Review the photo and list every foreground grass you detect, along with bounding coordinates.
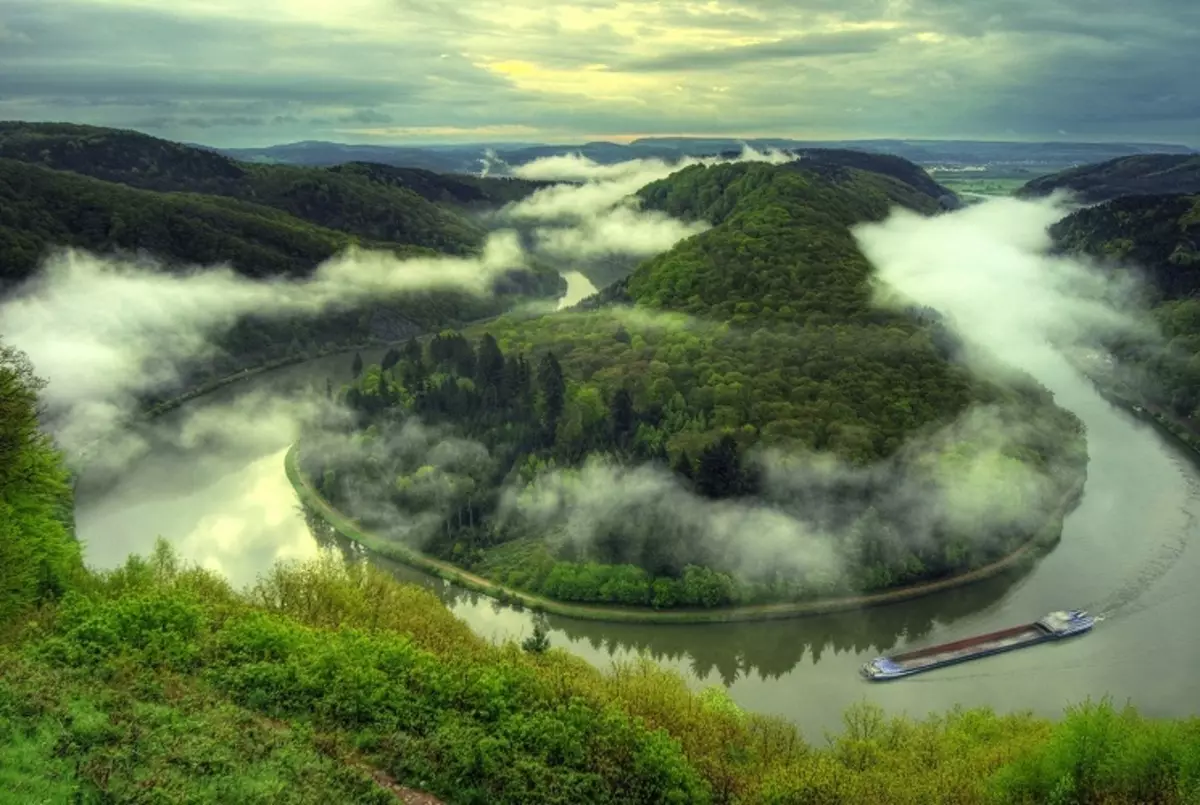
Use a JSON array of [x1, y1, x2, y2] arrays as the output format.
[[4, 543, 1200, 804]]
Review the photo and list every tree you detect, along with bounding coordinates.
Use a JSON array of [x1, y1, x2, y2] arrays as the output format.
[[351, 351, 364, 379], [521, 613, 552, 654], [537, 351, 565, 438], [476, 333, 505, 404], [381, 347, 401, 373], [673, 450, 695, 481], [695, 435, 743, 499], [0, 340, 80, 620], [610, 388, 635, 447]]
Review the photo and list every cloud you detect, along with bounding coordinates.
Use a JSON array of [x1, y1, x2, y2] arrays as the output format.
[[852, 194, 1152, 378], [0, 234, 527, 457], [498, 145, 790, 262], [498, 403, 1061, 587], [2, 0, 1197, 145], [534, 205, 708, 260], [617, 29, 898, 72]]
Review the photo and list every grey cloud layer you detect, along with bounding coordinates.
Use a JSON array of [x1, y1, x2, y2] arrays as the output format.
[[1, 0, 1197, 144]]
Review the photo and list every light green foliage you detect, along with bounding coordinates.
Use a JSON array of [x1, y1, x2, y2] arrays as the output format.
[[0, 342, 80, 627]]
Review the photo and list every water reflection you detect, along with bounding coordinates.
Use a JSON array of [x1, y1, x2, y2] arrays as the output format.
[[303, 506, 1029, 684]]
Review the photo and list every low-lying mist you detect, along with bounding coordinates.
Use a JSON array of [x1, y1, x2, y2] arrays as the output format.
[[305, 193, 1168, 592], [5, 144, 1172, 591], [2, 147, 794, 466]]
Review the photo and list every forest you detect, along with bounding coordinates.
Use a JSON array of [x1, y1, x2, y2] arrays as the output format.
[[2, 336, 1197, 804], [0, 121, 558, 254], [301, 160, 1087, 610], [1051, 193, 1200, 419], [0, 141, 565, 408]]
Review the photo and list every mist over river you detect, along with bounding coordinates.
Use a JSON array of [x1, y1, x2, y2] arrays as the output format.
[[74, 345, 1200, 739]]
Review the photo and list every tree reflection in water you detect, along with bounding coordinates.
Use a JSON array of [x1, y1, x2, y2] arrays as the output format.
[[300, 505, 1031, 686]]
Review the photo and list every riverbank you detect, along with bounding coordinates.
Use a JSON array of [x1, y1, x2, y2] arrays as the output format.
[[1065, 352, 1200, 457], [286, 442, 1086, 624]]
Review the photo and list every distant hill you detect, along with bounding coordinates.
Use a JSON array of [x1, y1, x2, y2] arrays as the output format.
[[0, 158, 424, 287], [0, 122, 492, 255], [326, 162, 555, 208], [209, 134, 1195, 174], [0, 142, 565, 399], [1051, 193, 1200, 419], [1019, 154, 1200, 203], [1051, 193, 1200, 299]]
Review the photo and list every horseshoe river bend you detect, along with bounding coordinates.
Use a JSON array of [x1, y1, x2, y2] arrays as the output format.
[[73, 345, 1200, 739]]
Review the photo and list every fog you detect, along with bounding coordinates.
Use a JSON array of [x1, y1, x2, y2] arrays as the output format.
[[854, 194, 1153, 380], [1, 146, 799, 467], [2, 151, 1165, 596], [501, 145, 791, 262]]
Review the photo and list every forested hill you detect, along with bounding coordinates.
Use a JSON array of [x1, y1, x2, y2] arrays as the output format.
[[312, 158, 1087, 609], [326, 162, 557, 208], [711, 147, 957, 206], [1051, 194, 1200, 301], [622, 159, 948, 324], [1019, 153, 1200, 203], [0, 121, 540, 254], [1051, 193, 1200, 418], [0, 158, 437, 285]]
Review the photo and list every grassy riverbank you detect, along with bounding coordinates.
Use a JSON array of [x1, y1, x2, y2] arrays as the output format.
[[286, 442, 1085, 625], [8, 333, 1200, 803]]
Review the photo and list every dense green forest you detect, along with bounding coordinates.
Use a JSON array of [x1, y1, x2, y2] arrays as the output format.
[[1020, 154, 1200, 203], [3, 337, 1198, 803], [302, 160, 1087, 610], [1051, 194, 1200, 419], [0, 122, 557, 254], [0, 145, 565, 404]]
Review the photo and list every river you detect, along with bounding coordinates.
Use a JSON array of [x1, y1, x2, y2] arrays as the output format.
[[73, 345, 1200, 740]]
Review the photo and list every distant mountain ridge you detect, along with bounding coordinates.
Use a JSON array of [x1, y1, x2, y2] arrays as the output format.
[[204, 135, 1196, 174], [1018, 154, 1200, 203]]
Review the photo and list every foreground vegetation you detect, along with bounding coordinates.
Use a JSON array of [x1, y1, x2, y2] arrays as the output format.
[[4, 338, 1200, 803]]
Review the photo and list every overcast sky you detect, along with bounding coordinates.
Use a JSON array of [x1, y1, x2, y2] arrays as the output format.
[[2, 0, 1197, 147]]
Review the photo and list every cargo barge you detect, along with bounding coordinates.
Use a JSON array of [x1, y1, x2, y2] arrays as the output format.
[[861, 609, 1095, 681]]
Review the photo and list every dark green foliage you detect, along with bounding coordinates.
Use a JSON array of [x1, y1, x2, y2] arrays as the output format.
[[1052, 194, 1200, 418], [0, 121, 486, 254], [327, 161, 556, 208], [629, 161, 942, 325], [1020, 154, 1200, 203], [0, 157, 433, 287], [520, 614, 552, 655]]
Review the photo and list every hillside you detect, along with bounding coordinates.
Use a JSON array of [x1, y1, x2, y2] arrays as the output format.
[[1019, 154, 1200, 203], [1051, 194, 1200, 418], [0, 158, 434, 286], [305, 159, 1087, 611], [4, 337, 1197, 803], [0, 122, 490, 254], [327, 162, 555, 208], [0, 157, 565, 401]]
